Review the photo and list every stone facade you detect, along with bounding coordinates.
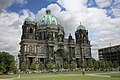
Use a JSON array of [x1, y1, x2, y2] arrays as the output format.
[[99, 45, 120, 66], [19, 10, 91, 68]]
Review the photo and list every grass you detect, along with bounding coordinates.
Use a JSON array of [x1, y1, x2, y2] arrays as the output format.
[[15, 74, 120, 80], [101, 73, 120, 77], [61, 70, 105, 74], [0, 71, 120, 80], [0, 74, 18, 78]]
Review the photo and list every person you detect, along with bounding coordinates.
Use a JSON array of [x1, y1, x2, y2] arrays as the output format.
[[82, 71, 85, 75]]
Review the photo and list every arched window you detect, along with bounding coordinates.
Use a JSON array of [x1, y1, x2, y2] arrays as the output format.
[[29, 28, 33, 33]]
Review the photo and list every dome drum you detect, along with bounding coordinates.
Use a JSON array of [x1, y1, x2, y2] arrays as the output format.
[[37, 10, 61, 27]]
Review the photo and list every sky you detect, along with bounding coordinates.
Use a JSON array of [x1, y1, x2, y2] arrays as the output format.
[[0, 0, 120, 60]]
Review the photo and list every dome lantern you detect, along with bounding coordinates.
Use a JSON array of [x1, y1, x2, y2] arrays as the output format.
[[76, 22, 86, 31], [46, 9, 51, 14]]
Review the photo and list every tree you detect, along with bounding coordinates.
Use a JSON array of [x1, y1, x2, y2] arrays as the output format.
[[103, 61, 106, 71], [93, 61, 99, 70], [113, 61, 119, 68], [105, 61, 110, 71], [47, 62, 54, 71], [20, 62, 27, 72], [88, 61, 94, 70], [38, 62, 45, 71], [109, 61, 114, 69], [0, 52, 14, 73], [30, 62, 36, 71], [9, 61, 17, 73], [84, 60, 88, 69], [69, 63, 76, 71], [0, 62, 6, 74], [99, 61, 105, 71], [63, 61, 69, 69]]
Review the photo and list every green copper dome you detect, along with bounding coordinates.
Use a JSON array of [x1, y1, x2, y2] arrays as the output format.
[[58, 29, 64, 35], [25, 15, 35, 24], [37, 10, 61, 26], [77, 22, 86, 30]]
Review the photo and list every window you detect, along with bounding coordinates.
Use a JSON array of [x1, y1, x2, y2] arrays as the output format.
[[41, 20, 44, 22], [29, 28, 33, 33]]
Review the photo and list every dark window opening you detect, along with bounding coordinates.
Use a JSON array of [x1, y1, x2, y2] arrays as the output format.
[[29, 28, 33, 33], [42, 20, 44, 22]]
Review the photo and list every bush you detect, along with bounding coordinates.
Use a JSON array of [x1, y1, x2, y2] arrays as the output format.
[[38, 62, 45, 71], [47, 62, 54, 71], [55, 63, 61, 71], [20, 62, 27, 72], [30, 62, 36, 71]]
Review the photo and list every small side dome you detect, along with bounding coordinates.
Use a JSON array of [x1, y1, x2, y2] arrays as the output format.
[[37, 9, 61, 26], [77, 22, 86, 31], [58, 29, 64, 35], [25, 15, 35, 24]]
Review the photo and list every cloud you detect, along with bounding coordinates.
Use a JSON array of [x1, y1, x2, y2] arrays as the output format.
[[0, 9, 31, 55], [0, 0, 27, 13], [95, 0, 112, 8], [95, 0, 120, 17], [0, 0, 14, 13], [57, 0, 88, 11]]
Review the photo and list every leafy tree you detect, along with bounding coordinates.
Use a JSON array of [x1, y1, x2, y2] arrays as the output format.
[[105, 61, 110, 68], [99, 61, 103, 69], [55, 63, 61, 71], [88, 61, 94, 70], [0, 61, 6, 73], [9, 61, 17, 73], [83, 60, 88, 69], [113, 61, 119, 68], [106, 61, 113, 71], [47, 62, 53, 71], [63, 61, 69, 69], [69, 63, 76, 71], [104, 61, 110, 71], [103, 61, 106, 70], [93, 61, 99, 70], [0, 52, 14, 73], [38, 62, 45, 71], [109, 61, 114, 69], [30, 62, 36, 71], [20, 62, 27, 72]]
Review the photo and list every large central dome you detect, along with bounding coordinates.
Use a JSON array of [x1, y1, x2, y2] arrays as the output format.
[[37, 10, 61, 26]]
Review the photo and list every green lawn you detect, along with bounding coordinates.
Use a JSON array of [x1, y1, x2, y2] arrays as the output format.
[[0, 71, 120, 80], [101, 73, 120, 77], [15, 74, 120, 80], [61, 71, 105, 74], [0, 74, 18, 79]]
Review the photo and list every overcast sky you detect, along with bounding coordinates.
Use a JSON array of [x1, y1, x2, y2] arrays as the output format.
[[0, 0, 120, 60]]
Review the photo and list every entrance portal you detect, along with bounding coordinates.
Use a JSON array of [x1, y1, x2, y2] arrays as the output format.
[[55, 49, 68, 68], [28, 57, 33, 69]]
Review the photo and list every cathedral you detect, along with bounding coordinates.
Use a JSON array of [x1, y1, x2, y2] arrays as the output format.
[[19, 10, 91, 69]]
